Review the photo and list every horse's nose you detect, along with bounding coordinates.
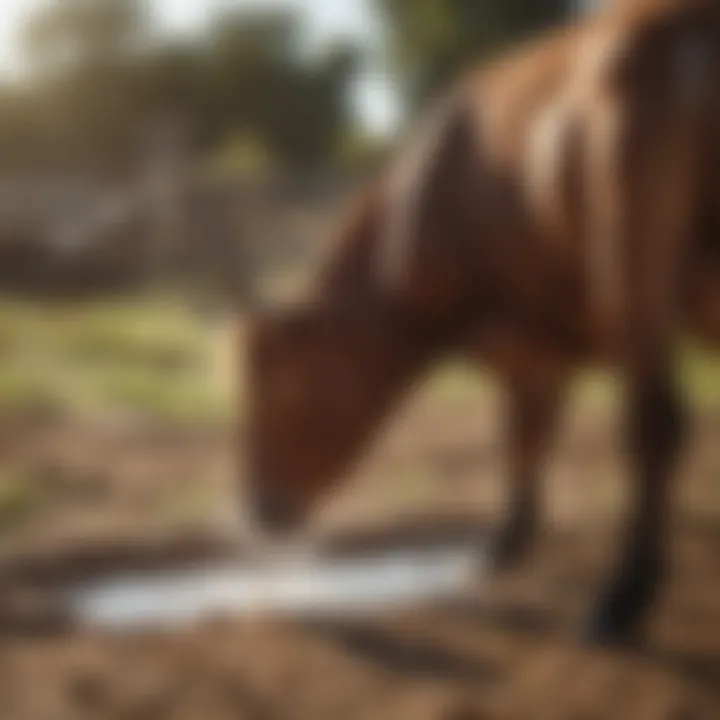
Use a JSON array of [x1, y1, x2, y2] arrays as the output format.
[[248, 481, 304, 536]]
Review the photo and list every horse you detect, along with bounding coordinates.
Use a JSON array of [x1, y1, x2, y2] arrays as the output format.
[[243, 0, 720, 645]]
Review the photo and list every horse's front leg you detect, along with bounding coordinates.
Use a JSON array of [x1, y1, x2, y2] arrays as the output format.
[[490, 364, 567, 572], [579, 48, 703, 643], [585, 367, 685, 645], [466, 331, 568, 571]]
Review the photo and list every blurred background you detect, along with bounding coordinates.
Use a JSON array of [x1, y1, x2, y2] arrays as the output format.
[[0, 0, 580, 303], [0, 2, 717, 719], [0, 0, 586, 540]]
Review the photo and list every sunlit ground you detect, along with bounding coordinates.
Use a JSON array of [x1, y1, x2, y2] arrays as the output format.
[[0, 297, 719, 540], [0, 298, 718, 719]]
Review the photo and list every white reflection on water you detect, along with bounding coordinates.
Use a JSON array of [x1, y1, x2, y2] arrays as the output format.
[[65, 544, 484, 632]]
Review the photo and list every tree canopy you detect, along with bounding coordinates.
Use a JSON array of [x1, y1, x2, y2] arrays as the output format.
[[0, 0, 575, 177], [376, 0, 568, 108], [2, 0, 360, 177]]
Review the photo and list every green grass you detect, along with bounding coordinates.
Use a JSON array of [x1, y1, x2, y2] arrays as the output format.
[[681, 344, 720, 409], [0, 298, 234, 426], [0, 471, 44, 530], [424, 359, 493, 407], [0, 297, 718, 427], [419, 347, 720, 414]]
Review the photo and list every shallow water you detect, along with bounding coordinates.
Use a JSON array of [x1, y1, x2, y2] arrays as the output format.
[[64, 543, 485, 632]]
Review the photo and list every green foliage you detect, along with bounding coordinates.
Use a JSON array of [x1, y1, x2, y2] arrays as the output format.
[[201, 13, 360, 170], [337, 128, 392, 172], [18, 0, 150, 174], [0, 1, 578, 173], [22, 0, 148, 71], [2, 2, 360, 176], [376, 0, 568, 108], [208, 132, 277, 178]]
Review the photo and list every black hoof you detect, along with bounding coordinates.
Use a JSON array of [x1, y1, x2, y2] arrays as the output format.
[[582, 564, 661, 648], [583, 599, 644, 648], [489, 519, 536, 572]]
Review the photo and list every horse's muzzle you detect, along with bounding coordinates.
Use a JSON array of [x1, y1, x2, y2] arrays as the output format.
[[247, 481, 306, 536]]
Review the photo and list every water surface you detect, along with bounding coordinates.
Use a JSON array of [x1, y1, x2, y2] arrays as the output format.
[[65, 542, 485, 632]]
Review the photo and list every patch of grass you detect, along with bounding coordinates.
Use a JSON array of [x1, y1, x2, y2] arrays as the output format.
[[89, 365, 231, 426], [570, 347, 720, 413], [681, 344, 720, 410], [420, 349, 720, 416], [0, 472, 43, 530], [422, 361, 492, 408], [0, 297, 235, 426], [0, 296, 719, 427], [572, 371, 621, 413], [52, 302, 205, 371], [0, 368, 68, 419], [384, 465, 442, 504]]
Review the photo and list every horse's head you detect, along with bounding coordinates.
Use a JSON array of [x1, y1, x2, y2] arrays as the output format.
[[243, 301, 430, 535]]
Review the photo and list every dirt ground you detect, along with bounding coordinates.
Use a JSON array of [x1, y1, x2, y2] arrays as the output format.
[[0, 392, 718, 720]]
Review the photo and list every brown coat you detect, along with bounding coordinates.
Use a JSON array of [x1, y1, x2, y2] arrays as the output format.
[[245, 0, 720, 643]]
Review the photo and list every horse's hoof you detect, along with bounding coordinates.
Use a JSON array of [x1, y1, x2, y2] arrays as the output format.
[[581, 606, 642, 648], [488, 519, 536, 573], [581, 573, 657, 648], [489, 534, 529, 573]]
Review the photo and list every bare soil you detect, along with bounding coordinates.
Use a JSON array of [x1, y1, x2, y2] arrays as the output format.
[[0, 399, 718, 719]]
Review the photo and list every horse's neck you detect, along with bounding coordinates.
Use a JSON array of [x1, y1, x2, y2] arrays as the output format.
[[311, 183, 441, 373], [313, 183, 387, 312]]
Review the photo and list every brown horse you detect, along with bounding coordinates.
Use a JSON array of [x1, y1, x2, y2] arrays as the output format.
[[244, 0, 720, 645]]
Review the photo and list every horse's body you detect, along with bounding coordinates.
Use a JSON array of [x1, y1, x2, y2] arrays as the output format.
[[245, 0, 720, 645]]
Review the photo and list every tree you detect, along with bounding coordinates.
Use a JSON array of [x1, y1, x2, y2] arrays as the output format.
[[10, 2, 360, 177], [20, 0, 152, 176], [376, 0, 568, 110], [203, 11, 359, 170], [22, 0, 149, 77]]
